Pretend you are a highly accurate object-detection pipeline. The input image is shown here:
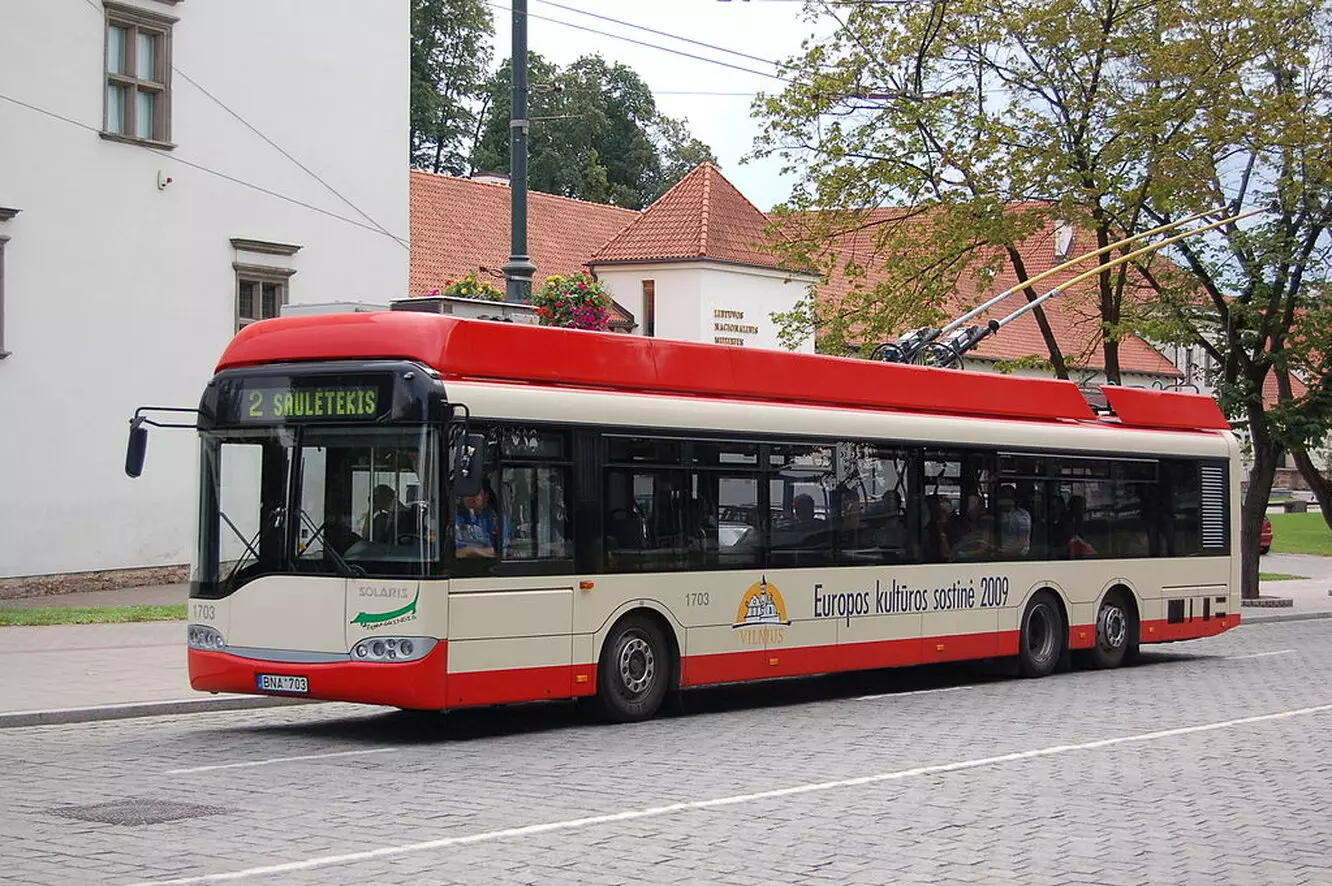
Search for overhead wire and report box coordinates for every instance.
[530,0,789,69]
[0,92,400,241]
[481,1,788,81]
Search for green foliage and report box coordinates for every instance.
[993,355,1056,376]
[427,272,504,301]
[530,272,613,330]
[410,0,494,174]
[753,0,1332,562]
[471,53,717,209]
[0,605,186,626]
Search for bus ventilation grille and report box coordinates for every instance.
[1200,465,1228,549]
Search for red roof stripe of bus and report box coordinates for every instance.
[218,313,1225,432]
[218,313,1099,423]
[1100,386,1231,431]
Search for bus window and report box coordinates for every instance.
[604,469,689,572]
[500,465,571,561]
[768,444,834,567]
[1113,460,1159,558]
[452,425,573,574]
[1055,457,1113,559]
[298,427,439,576]
[690,441,762,570]
[836,444,915,565]
[924,450,996,563]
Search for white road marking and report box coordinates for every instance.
[165,747,401,775]
[128,701,1332,885]
[1224,649,1296,660]
[854,685,976,701]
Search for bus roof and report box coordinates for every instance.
[216,312,1231,433]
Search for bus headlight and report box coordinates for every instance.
[188,624,226,651]
[350,636,434,663]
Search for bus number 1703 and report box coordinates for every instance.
[686,592,710,607]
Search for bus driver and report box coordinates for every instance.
[455,482,504,558]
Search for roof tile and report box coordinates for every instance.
[590,163,787,269]
[409,170,639,297]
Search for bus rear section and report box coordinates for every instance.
[184,359,455,710]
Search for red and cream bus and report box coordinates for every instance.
[130,311,1241,722]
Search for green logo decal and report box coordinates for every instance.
[351,590,420,626]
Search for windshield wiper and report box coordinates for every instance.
[219,510,265,585]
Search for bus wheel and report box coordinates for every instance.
[597,615,670,723]
[1085,591,1133,670]
[1018,591,1064,678]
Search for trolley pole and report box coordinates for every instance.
[502,0,536,303]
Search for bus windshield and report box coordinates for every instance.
[193,425,441,597]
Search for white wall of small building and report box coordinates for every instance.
[595,261,816,352]
[0,0,408,579]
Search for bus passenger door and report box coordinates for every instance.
[445,580,574,707]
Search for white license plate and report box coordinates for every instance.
[257,674,308,694]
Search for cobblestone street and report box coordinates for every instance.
[5,619,1332,886]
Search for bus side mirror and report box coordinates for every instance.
[125,423,148,478]
[452,433,487,498]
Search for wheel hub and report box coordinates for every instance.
[618,635,655,695]
[1099,604,1127,650]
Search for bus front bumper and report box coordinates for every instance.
[188,642,449,710]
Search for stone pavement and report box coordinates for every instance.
[0,563,1329,727]
[4,618,1332,886]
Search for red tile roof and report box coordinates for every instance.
[1263,370,1309,408]
[786,208,1180,377]
[409,170,639,296]
[590,163,791,270]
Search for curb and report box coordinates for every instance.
[1241,610,1332,626]
[0,695,321,729]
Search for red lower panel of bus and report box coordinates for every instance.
[447,663,598,707]
[1141,613,1240,643]
[189,644,450,710]
[680,629,1024,688]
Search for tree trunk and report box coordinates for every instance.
[1241,401,1279,600]
[1291,447,1332,528]
[1004,246,1070,379]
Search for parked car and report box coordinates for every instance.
[1260,516,1273,555]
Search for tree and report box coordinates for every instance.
[753,0,1332,595]
[410,0,494,175]
[471,53,717,209]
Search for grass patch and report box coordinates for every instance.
[1259,572,1309,581]
[0,605,186,626]
[1267,512,1332,556]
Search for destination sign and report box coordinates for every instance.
[238,384,383,422]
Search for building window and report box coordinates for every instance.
[643,280,655,337]
[235,265,295,332]
[104,3,175,146]
[0,235,9,358]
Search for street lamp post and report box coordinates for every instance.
[502,0,537,303]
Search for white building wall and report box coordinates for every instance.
[595,264,705,342]
[595,261,816,352]
[0,0,409,579]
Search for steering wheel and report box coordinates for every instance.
[396,533,424,546]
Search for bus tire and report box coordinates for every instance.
[1018,591,1064,678]
[596,614,670,723]
[1084,590,1134,670]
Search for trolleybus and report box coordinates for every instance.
[127,312,1241,722]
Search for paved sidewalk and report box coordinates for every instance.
[0,617,310,728]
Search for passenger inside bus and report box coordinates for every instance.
[455,480,506,557]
